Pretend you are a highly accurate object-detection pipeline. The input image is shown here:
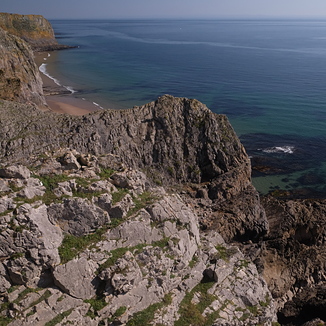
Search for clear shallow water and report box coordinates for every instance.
[47,19,326,197]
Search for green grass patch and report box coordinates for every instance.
[127,192,157,217]
[98,168,115,180]
[38,174,70,191]
[44,308,73,326]
[0,315,11,326]
[107,306,127,323]
[175,281,217,326]
[97,237,170,275]
[84,296,108,319]
[58,227,108,264]
[126,293,172,326]
[111,188,129,205]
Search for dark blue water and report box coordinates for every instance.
[46,19,326,197]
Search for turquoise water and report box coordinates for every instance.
[46,19,326,197]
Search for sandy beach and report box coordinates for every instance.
[35,52,102,116]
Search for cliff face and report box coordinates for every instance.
[0,28,46,108]
[0,95,267,242]
[0,12,70,51]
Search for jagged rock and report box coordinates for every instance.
[53,180,77,197]
[0,196,15,213]
[94,193,112,212]
[111,170,149,194]
[53,257,99,299]
[0,165,30,179]
[58,152,81,170]
[6,257,41,286]
[14,204,63,267]
[99,251,142,295]
[109,194,134,219]
[0,179,10,192]
[48,197,110,236]
[0,263,11,293]
[18,178,45,199]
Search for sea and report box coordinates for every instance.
[41,19,326,197]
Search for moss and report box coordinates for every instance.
[215,244,237,262]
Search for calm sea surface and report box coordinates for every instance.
[45,19,326,197]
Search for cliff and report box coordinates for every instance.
[0,13,70,51]
[0,27,47,109]
[0,95,267,243]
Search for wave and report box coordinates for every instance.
[261,146,295,154]
[39,63,76,94]
[92,102,104,110]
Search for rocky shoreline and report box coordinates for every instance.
[0,11,326,326]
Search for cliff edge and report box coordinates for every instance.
[0,12,71,51]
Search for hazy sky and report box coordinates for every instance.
[2,0,326,19]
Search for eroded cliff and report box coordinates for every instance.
[0,13,70,51]
[0,28,46,108]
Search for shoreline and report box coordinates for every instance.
[35,52,103,116]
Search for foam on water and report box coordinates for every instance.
[39,63,76,94]
[261,146,295,154]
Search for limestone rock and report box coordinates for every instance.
[53,257,99,299]
[0,165,30,179]
[48,197,110,236]
[109,194,134,219]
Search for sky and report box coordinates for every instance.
[2,0,326,20]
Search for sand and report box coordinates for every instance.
[35,52,102,116]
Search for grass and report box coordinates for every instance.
[98,168,115,180]
[44,308,73,326]
[107,306,127,323]
[96,237,170,275]
[84,296,108,319]
[58,227,108,264]
[127,191,157,217]
[126,293,172,326]
[175,281,217,326]
[111,188,129,205]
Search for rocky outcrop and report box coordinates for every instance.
[0,13,70,51]
[0,95,267,242]
[239,195,326,325]
[0,151,277,325]
[0,28,46,108]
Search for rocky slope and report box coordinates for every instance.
[0,95,267,245]
[0,150,277,326]
[0,13,71,51]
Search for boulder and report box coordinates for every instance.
[48,198,110,236]
[53,257,99,300]
[0,165,30,179]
